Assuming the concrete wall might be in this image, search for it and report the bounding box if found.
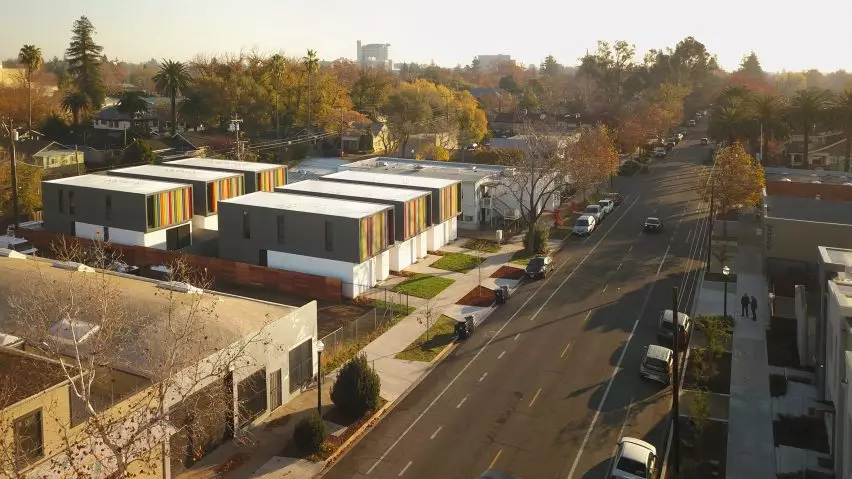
[766,217,852,265]
[71,221,190,251]
[267,249,376,298]
[191,214,218,231]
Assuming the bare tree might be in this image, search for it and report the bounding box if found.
[0,241,272,478]
[497,123,572,252]
[417,297,438,342]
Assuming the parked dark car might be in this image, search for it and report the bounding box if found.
[644,217,663,233]
[525,254,554,279]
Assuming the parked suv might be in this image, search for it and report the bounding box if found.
[657,309,691,344]
[598,199,614,216]
[640,345,674,385]
[573,215,596,236]
[525,254,553,279]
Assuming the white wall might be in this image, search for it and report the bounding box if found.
[425,218,457,251]
[389,238,414,272]
[192,214,219,231]
[266,249,376,298]
[376,250,390,281]
[460,181,479,226]
[73,221,191,251]
[416,231,428,258]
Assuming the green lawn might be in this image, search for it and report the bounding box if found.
[395,315,457,362]
[392,274,455,299]
[460,239,501,253]
[371,300,416,317]
[509,249,536,266]
[430,252,485,273]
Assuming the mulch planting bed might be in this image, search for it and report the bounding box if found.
[774,414,830,453]
[684,349,732,395]
[456,285,497,307]
[490,266,526,280]
[280,399,387,461]
[670,417,728,479]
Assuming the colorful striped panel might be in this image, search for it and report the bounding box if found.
[209,176,245,213]
[360,211,389,262]
[440,185,460,222]
[150,187,192,229]
[403,196,429,239]
[257,167,286,192]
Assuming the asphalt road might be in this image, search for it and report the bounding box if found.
[323,128,714,479]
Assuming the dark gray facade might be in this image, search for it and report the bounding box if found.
[42,182,149,234]
[274,187,429,243]
[107,169,241,216]
[164,159,286,193]
[218,201,392,266]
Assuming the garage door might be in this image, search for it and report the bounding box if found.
[289,340,313,393]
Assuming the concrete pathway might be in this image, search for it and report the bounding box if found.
[726,213,776,479]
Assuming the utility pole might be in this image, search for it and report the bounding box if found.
[759,123,764,164]
[671,286,681,475]
[706,185,714,271]
[4,119,21,230]
[75,144,81,176]
[230,115,243,161]
[339,107,345,160]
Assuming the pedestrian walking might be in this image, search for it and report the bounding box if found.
[741,293,749,317]
[750,295,758,321]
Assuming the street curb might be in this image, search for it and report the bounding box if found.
[321,399,393,469]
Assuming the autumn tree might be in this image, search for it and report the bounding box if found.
[705,143,765,235]
[569,124,621,190]
[0,152,42,221]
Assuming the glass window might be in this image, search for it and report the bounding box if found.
[68,191,75,215]
[242,210,250,239]
[14,410,43,464]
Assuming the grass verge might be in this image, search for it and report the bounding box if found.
[395,315,456,362]
[461,238,501,253]
[392,273,455,299]
[510,249,536,266]
[430,252,485,273]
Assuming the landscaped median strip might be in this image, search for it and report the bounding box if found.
[395,315,457,362]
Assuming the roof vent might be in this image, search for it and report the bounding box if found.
[0,248,26,259]
[53,261,95,272]
[49,317,100,346]
[157,281,203,294]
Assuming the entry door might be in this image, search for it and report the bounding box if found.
[288,340,313,393]
[259,249,268,267]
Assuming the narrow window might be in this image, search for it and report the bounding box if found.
[68,191,75,215]
[105,195,112,221]
[277,215,286,244]
[325,221,333,252]
[14,410,43,464]
[146,196,156,229]
[103,226,110,242]
[242,210,251,239]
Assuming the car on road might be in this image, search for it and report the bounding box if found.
[604,192,624,206]
[664,139,676,148]
[688,119,696,127]
[640,344,674,385]
[598,199,615,216]
[643,217,663,233]
[657,309,691,344]
[652,147,666,158]
[583,204,604,223]
[700,137,709,145]
[610,437,658,479]
[572,215,596,236]
[525,254,553,279]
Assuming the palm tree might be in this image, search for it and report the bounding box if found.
[708,98,752,145]
[716,84,751,107]
[18,44,44,129]
[750,93,789,164]
[302,50,319,129]
[61,91,90,126]
[266,54,286,138]
[830,88,852,172]
[153,59,192,135]
[789,88,830,168]
[116,91,149,116]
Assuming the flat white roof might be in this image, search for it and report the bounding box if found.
[165,157,284,173]
[109,164,241,182]
[278,179,428,202]
[325,169,459,189]
[44,174,187,194]
[221,191,390,219]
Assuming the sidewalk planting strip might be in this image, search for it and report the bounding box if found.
[394,315,456,362]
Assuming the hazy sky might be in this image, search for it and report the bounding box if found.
[2,0,851,73]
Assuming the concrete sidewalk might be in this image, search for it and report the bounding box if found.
[726,213,776,479]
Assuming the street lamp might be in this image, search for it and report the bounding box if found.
[316,340,324,416]
[722,265,731,318]
[768,292,776,317]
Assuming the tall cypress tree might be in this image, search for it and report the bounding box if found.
[65,16,105,109]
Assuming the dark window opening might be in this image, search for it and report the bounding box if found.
[237,369,267,427]
[259,249,267,267]
[105,195,112,221]
[146,196,156,229]
[277,215,286,244]
[206,183,215,214]
[14,410,43,464]
[58,188,64,213]
[166,224,191,250]
[242,210,251,239]
[269,370,283,410]
[68,191,75,215]
[325,221,334,252]
[288,340,313,393]
[103,226,110,242]
[69,221,76,236]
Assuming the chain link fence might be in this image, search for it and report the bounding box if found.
[319,284,416,373]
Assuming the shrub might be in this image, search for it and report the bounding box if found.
[522,224,551,254]
[293,413,327,453]
[618,160,640,176]
[331,354,381,418]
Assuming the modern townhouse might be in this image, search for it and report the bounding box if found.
[165,157,287,193]
[320,169,460,251]
[218,192,393,298]
[107,165,245,231]
[42,174,194,250]
[276,179,431,271]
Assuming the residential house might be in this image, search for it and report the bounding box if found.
[42,174,194,250]
[107,165,245,231]
[174,132,237,157]
[401,132,458,157]
[341,122,389,153]
[276,179,431,271]
[166,157,287,193]
[92,106,160,134]
[0,254,319,476]
[218,192,393,298]
[815,246,852,479]
[782,131,849,170]
[13,140,84,172]
[321,169,461,250]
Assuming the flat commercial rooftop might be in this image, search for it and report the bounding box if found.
[325,169,460,189]
[764,167,852,186]
[45,174,188,195]
[166,157,284,173]
[222,191,390,219]
[277,179,428,202]
[766,195,852,224]
[109,164,241,182]
[341,157,500,182]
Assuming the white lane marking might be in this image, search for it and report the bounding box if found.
[685,228,692,245]
[479,372,488,382]
[456,395,468,409]
[628,245,634,252]
[514,333,520,341]
[364,196,641,475]
[561,342,573,359]
[656,245,671,276]
[498,351,506,359]
[398,461,412,476]
[528,388,542,408]
[602,284,609,294]
[430,426,442,440]
[565,319,641,479]
[488,449,503,469]
[583,310,593,322]
[617,262,623,271]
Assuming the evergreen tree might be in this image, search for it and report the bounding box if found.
[65,16,106,109]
